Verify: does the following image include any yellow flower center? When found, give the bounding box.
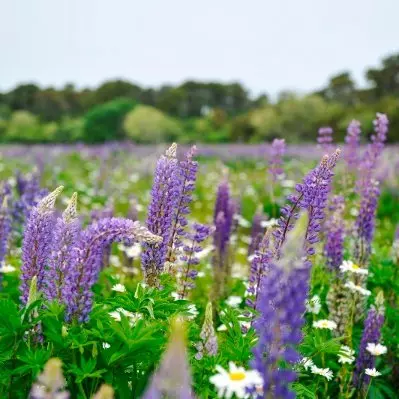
[352,264,359,269]
[229,372,246,381]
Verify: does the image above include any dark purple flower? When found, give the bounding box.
[141,144,181,286]
[167,145,198,262]
[20,187,64,306]
[269,138,286,182]
[353,296,385,391]
[344,120,361,170]
[64,217,161,322]
[317,126,333,153]
[354,179,380,265]
[44,193,81,302]
[178,223,213,299]
[248,210,266,256]
[324,195,345,272]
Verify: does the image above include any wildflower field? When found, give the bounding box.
[0,114,399,398]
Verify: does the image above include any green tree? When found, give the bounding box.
[4,110,42,142]
[82,98,135,143]
[123,105,182,143]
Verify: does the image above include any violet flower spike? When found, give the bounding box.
[44,192,80,302]
[269,138,286,182]
[0,196,12,286]
[141,143,181,286]
[20,186,64,305]
[167,145,198,262]
[64,217,161,322]
[344,120,361,171]
[317,126,333,153]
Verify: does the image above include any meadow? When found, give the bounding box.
[0,114,398,398]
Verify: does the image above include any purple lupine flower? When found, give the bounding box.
[123,197,139,267]
[358,113,389,184]
[354,179,380,265]
[248,210,266,257]
[252,216,309,399]
[64,217,162,322]
[20,186,64,305]
[247,230,273,310]
[317,126,333,153]
[143,319,194,399]
[141,144,181,286]
[167,145,198,262]
[274,150,341,255]
[269,138,286,182]
[178,223,213,299]
[0,196,12,288]
[353,295,385,391]
[324,195,345,272]
[213,179,235,264]
[44,193,80,302]
[344,120,361,170]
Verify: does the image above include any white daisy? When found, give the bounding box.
[344,281,371,296]
[338,346,355,364]
[305,295,321,314]
[209,362,263,398]
[339,260,368,275]
[225,296,243,308]
[310,366,333,381]
[112,284,126,293]
[365,368,381,377]
[366,343,387,356]
[313,320,337,330]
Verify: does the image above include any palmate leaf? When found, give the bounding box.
[292,382,317,398]
[0,299,21,335]
[13,348,52,377]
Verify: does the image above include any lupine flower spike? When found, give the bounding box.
[196,302,218,359]
[20,186,64,305]
[142,143,181,286]
[45,192,80,302]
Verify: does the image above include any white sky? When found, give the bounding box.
[1,0,398,96]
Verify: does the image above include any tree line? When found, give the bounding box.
[0,52,398,143]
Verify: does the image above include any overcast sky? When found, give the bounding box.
[1,0,398,96]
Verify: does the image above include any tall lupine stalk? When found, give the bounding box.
[247,230,274,310]
[20,186,64,306]
[248,209,266,257]
[178,223,213,299]
[317,126,333,153]
[252,214,310,399]
[324,195,345,272]
[143,319,194,399]
[64,218,162,322]
[212,178,235,298]
[167,145,198,263]
[269,138,286,183]
[353,293,385,392]
[141,144,181,286]
[274,149,341,256]
[44,193,80,302]
[344,120,361,171]
[0,196,12,288]
[196,302,218,358]
[354,179,380,265]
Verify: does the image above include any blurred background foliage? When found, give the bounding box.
[0,52,398,144]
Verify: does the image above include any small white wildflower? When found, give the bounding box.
[365,368,381,377]
[124,243,142,258]
[339,260,368,275]
[109,255,121,267]
[225,296,243,308]
[102,342,111,349]
[300,357,314,370]
[305,295,321,314]
[112,284,126,293]
[260,219,278,228]
[344,281,371,296]
[0,264,16,273]
[187,304,199,320]
[313,320,337,330]
[338,345,355,364]
[366,343,387,356]
[311,366,333,381]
